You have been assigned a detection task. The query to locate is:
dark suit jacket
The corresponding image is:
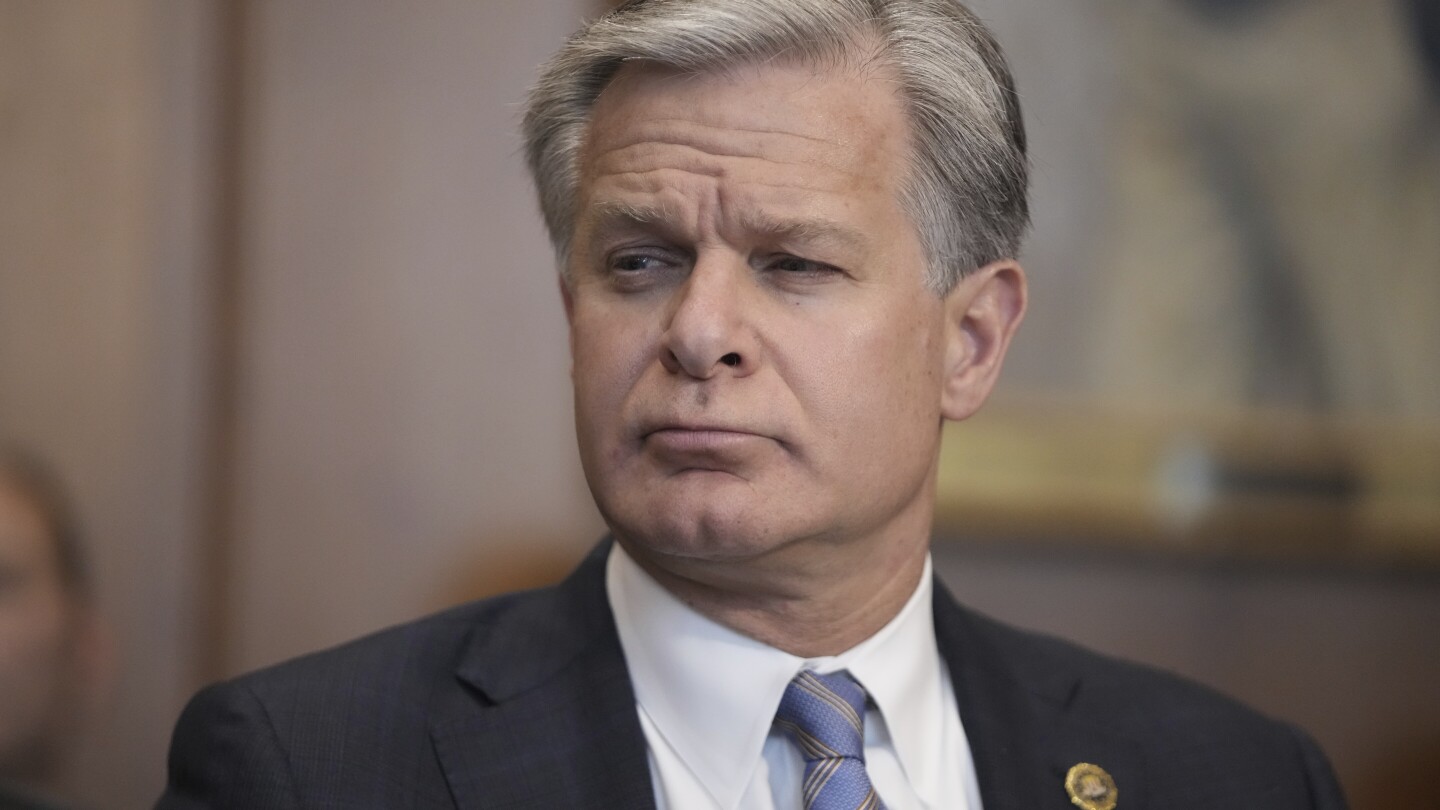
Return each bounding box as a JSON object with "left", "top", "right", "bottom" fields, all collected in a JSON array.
[{"left": 158, "top": 542, "right": 1347, "bottom": 809}]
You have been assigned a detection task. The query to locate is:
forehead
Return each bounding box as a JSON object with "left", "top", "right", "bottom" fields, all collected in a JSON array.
[{"left": 579, "top": 58, "right": 914, "bottom": 209}]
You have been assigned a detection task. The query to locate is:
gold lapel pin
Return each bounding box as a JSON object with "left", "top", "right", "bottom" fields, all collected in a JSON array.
[{"left": 1065, "top": 762, "right": 1118, "bottom": 810}]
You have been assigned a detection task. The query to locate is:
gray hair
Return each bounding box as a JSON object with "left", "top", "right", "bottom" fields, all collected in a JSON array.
[{"left": 522, "top": 0, "right": 1029, "bottom": 293}]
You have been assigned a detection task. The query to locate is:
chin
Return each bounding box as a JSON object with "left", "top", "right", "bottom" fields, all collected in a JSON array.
[{"left": 603, "top": 489, "right": 804, "bottom": 565}]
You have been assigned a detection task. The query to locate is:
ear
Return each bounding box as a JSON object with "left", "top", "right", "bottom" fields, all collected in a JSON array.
[{"left": 940, "top": 260, "right": 1027, "bottom": 422}]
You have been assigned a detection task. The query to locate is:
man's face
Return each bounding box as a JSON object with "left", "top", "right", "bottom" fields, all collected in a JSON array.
[
  {"left": 564, "top": 60, "right": 972, "bottom": 569},
  {"left": 0, "top": 479, "right": 79, "bottom": 779}
]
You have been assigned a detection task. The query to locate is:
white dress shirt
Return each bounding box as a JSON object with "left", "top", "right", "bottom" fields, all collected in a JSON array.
[{"left": 606, "top": 543, "right": 983, "bottom": 810}]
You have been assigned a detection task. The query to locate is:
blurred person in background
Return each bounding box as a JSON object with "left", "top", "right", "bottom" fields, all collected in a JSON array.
[{"left": 0, "top": 448, "right": 109, "bottom": 809}]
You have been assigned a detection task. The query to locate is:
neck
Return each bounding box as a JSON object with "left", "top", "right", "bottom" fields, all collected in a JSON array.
[{"left": 618, "top": 518, "right": 932, "bottom": 659}]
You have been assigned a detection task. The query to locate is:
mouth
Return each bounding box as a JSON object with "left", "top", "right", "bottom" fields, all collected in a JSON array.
[
  {"left": 646, "top": 426, "right": 757, "bottom": 447},
  {"left": 640, "top": 421, "right": 776, "bottom": 462},
  {"left": 650, "top": 417, "right": 766, "bottom": 438}
]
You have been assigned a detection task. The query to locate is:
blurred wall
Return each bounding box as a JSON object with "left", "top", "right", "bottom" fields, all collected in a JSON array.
[{"left": 227, "top": 0, "right": 602, "bottom": 677}]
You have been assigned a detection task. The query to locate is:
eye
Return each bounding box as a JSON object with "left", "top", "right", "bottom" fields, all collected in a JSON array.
[
  {"left": 605, "top": 247, "right": 688, "bottom": 276},
  {"left": 601, "top": 247, "right": 687, "bottom": 291},
  {"left": 763, "top": 254, "right": 841, "bottom": 279},
  {"left": 608, "top": 252, "right": 670, "bottom": 273}
]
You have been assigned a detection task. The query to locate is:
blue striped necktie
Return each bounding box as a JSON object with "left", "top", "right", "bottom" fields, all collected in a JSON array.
[{"left": 773, "top": 670, "right": 888, "bottom": 810}]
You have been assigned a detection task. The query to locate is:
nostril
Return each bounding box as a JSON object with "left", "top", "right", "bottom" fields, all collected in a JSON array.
[{"left": 720, "top": 352, "right": 741, "bottom": 367}]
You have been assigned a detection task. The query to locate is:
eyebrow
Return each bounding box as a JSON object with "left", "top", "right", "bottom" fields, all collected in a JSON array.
[
  {"left": 583, "top": 200, "right": 870, "bottom": 254},
  {"left": 737, "top": 209, "right": 870, "bottom": 254},
  {"left": 586, "top": 200, "right": 679, "bottom": 231}
]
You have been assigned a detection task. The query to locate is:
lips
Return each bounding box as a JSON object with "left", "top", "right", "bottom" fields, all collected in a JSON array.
[
  {"left": 647, "top": 427, "right": 758, "bottom": 450},
  {"left": 640, "top": 422, "right": 777, "bottom": 467}
]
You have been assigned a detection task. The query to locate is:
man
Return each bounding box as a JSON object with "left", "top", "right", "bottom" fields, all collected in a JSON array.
[
  {"left": 159, "top": 1, "right": 1348, "bottom": 808},
  {"left": 0, "top": 449, "right": 106, "bottom": 809}
]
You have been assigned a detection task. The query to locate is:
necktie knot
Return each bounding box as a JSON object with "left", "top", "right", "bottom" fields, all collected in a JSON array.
[{"left": 774, "top": 670, "right": 887, "bottom": 810}]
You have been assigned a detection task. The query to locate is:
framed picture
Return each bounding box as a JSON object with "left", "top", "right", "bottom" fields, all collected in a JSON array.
[{"left": 936, "top": 0, "right": 1440, "bottom": 564}]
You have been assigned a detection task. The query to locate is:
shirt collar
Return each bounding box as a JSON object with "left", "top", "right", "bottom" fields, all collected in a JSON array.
[{"left": 606, "top": 542, "right": 943, "bottom": 809}]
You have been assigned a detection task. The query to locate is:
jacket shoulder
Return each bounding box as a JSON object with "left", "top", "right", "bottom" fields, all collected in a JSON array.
[
  {"left": 159, "top": 589, "right": 547, "bottom": 810},
  {"left": 952, "top": 605, "right": 1348, "bottom": 808},
  {"left": 232, "top": 593, "right": 524, "bottom": 702},
  {"left": 967, "top": 608, "right": 1284, "bottom": 732}
]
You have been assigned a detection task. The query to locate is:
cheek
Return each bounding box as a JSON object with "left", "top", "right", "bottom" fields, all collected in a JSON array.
[
  {"left": 571, "top": 309, "right": 621, "bottom": 392},
  {"left": 569, "top": 307, "right": 656, "bottom": 437},
  {"left": 790, "top": 310, "right": 945, "bottom": 437}
]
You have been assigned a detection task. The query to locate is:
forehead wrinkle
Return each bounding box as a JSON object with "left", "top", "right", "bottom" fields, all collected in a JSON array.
[
  {"left": 593, "top": 113, "right": 905, "bottom": 204},
  {"left": 584, "top": 166, "right": 890, "bottom": 253},
  {"left": 581, "top": 183, "right": 871, "bottom": 261},
  {"left": 591, "top": 113, "right": 853, "bottom": 171},
  {"left": 590, "top": 171, "right": 872, "bottom": 224},
  {"left": 595, "top": 139, "right": 834, "bottom": 179},
  {"left": 638, "top": 116, "right": 836, "bottom": 147},
  {"left": 593, "top": 161, "right": 875, "bottom": 200}
]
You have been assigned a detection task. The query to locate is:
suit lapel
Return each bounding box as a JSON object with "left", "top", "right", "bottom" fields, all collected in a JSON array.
[
  {"left": 430, "top": 542, "right": 657, "bottom": 810},
  {"left": 934, "top": 579, "right": 1147, "bottom": 809},
  {"left": 427, "top": 548, "right": 1149, "bottom": 809}
]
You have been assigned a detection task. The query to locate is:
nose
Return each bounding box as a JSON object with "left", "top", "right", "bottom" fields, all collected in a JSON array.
[{"left": 659, "top": 256, "right": 758, "bottom": 379}]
